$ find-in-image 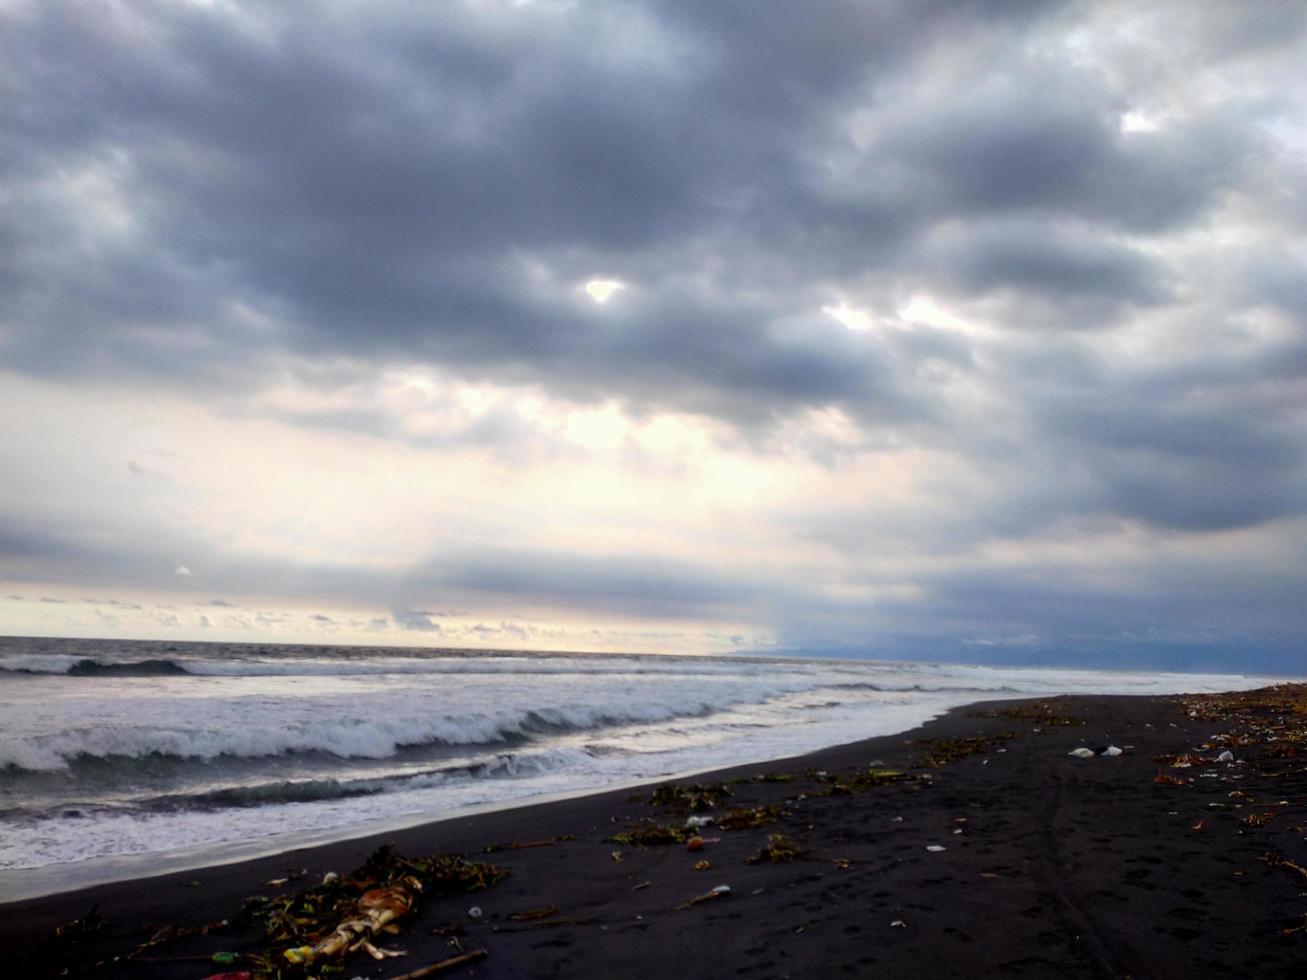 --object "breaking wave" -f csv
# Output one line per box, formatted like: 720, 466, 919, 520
0, 701, 724, 774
